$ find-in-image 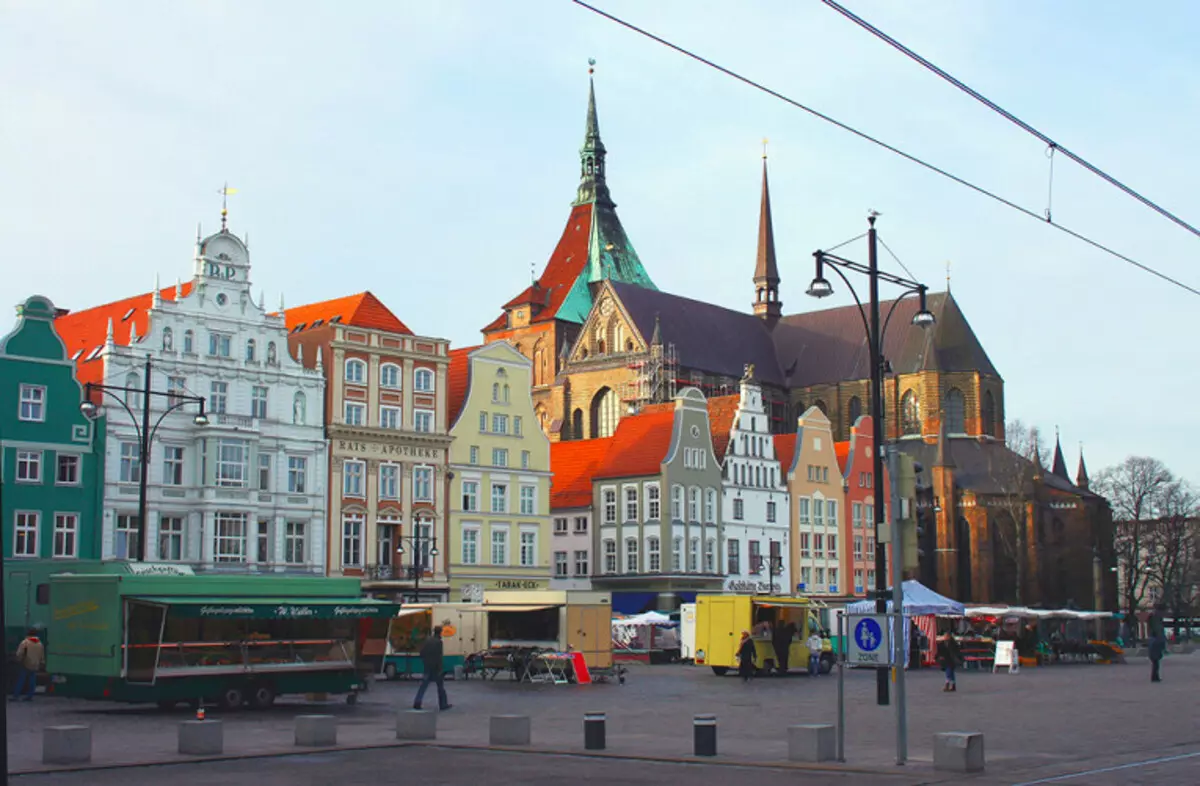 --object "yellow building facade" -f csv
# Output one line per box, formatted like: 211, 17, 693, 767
447, 343, 552, 601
